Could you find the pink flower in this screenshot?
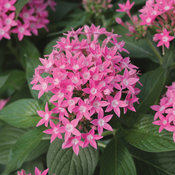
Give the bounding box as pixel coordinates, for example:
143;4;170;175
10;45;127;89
91;109;113;135
44;120;64;143
153;29;174;48
82;129;102;149
62;118;81;141
0;99;9;110
117;0;135;13
17;167;49;175
106;91;127;117
37;103;54;127
151;82;175;142
62;136;83;155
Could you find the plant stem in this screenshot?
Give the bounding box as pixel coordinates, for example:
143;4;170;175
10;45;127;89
145;37;163;65
97;142;107;148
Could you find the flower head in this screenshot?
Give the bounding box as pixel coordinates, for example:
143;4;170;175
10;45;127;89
32;24;140;155
151;82;175;142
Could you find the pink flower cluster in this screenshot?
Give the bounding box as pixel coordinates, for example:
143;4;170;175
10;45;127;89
0;0;56;41
116;0;147;39
31;24;140;155
83;0;113;14
151;82;175;142
140;0;175;49
17;167;49;175
116;0;175;49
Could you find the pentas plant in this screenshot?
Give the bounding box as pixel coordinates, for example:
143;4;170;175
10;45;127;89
83;0;113;15
17;167;49;175
151;82;175;142
116;0;175;54
0;0;56;41
31;24;140;155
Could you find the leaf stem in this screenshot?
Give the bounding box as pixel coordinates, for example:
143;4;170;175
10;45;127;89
145;37;163;65
97;142;107;148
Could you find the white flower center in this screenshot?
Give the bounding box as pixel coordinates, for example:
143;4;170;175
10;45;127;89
73;64;79;70
0;29;5;35
54;78;60;85
163;120;167;125
58;107;64;112
111;100;118;107
23;13;29;18
159;106;165;112
93;101;100;108
45;113;49;120
83;72;90;79
6;18;11;25
71;138;79;145
72;77;79;84
164;6;170;10
99;65;104;71
46;62;52;68
42;83;47;90
162;36;168;42
68;99;75;106
5;3;11;9
87;134;93;141
66;124;73;132
53;128;59;134
173;110;175;115
79;106;86;113
146;17;151;23
115;43;121;49
93;74;99;80
98;119;105;126
58;92;64;98
67;85;73;91
90;88;97;95
123;79;129;86
19;27;25;33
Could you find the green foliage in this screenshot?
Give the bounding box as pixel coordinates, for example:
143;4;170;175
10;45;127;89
0;99;41;128
124;114;175;152
2;127;44;175
47;139;99;175
100;137;136;175
0;126;25;164
15;0;29;18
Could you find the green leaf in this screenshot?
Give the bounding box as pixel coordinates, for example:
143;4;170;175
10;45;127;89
0;74;9;89
26;140;50;162
0;126;25;164
3;127;44;175
124;114;175;152
137;66;166;113
0;70;26;97
114;26;159;63
128;146;175;175
15;0;29;18
100;137;136;175
47;139;99;175
44;38;58;55
0;99;41;128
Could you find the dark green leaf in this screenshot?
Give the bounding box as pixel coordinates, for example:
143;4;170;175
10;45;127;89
137;66;166;113
3;127;44;175
47;139;99;175
0;70;26;97
100;137;136;175
0;74;9;89
0;99;41;128
15;0;29;18
0;126;25;164
114;26;160;63
124;114;175;152
44;38;58;55
128;146;175;175
26;140;50;162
